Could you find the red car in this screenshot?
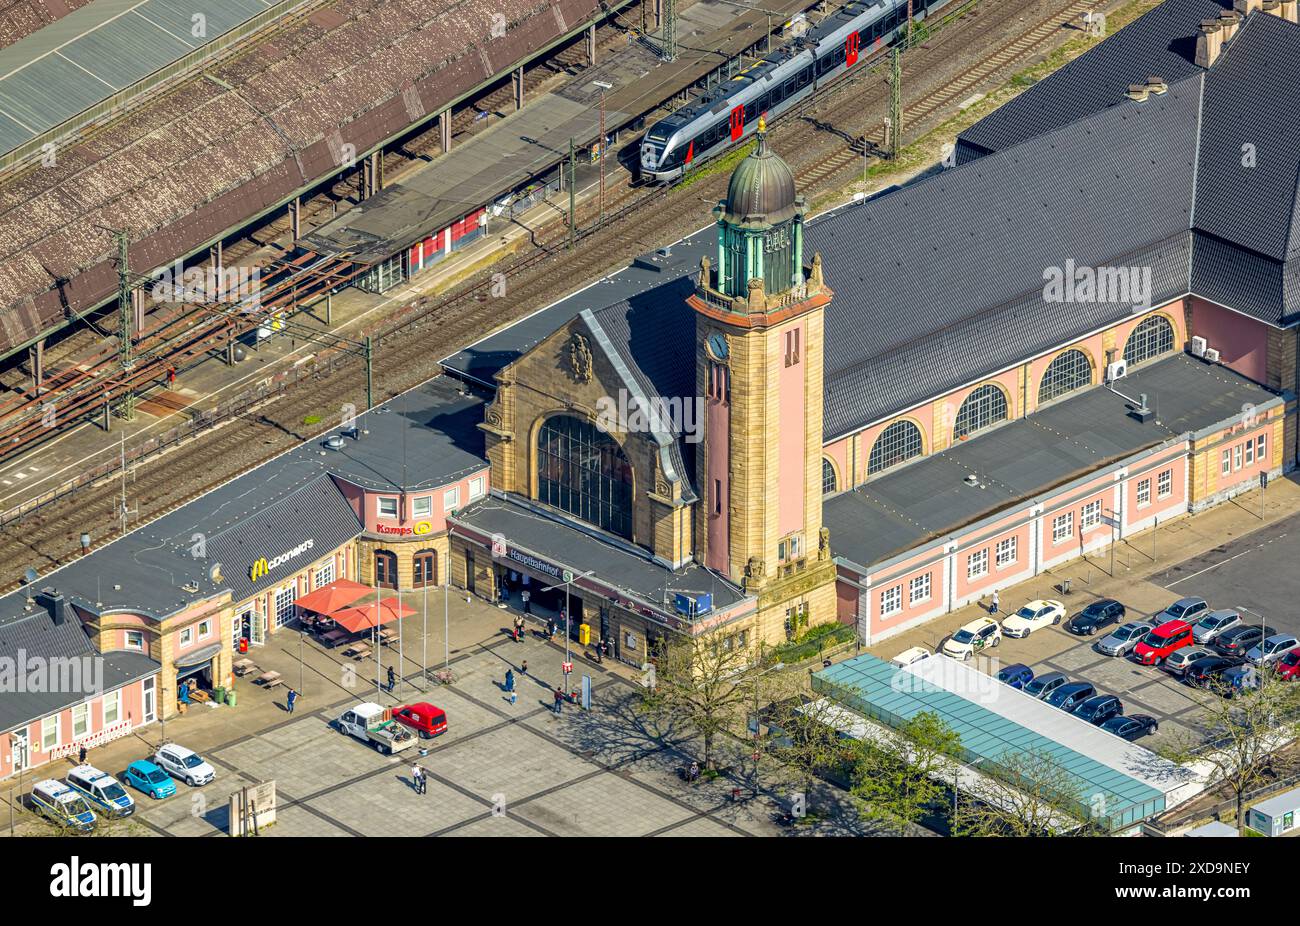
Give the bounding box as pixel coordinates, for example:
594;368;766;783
1133;619;1194;666
1276;650;1300;681
391;703;448;739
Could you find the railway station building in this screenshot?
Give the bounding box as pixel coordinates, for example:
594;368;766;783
5;0;1300;779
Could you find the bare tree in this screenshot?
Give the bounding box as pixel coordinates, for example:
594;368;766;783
953;747;1109;836
1162;672;1300;832
763;672;859;813
640;625;760;772
850;710;962;834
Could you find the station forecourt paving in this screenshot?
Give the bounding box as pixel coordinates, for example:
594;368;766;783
2;588;879;837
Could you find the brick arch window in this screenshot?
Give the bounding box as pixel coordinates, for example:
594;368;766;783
1038;348;1093;404
822;458;837;495
868;419;924;474
954;385;1007;440
537;414;634;539
413;549;438;588
1123;315;1174;366
374;549;398;589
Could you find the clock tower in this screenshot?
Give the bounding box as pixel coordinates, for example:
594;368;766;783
689;119;837;644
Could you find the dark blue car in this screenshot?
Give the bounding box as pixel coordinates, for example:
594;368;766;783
1046;681;1096;712
996;663;1034;689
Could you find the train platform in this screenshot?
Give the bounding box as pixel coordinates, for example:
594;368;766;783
304;0;829;262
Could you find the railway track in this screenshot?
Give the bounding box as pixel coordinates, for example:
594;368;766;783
0;0;1109;590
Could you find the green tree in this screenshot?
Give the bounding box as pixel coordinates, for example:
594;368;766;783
850;710;961;833
763;673;859;813
952;747;1108;836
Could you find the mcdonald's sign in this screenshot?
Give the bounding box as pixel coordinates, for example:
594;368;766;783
248;539;315;581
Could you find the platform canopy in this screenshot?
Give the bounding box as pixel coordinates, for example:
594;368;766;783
294;579;370;615
329;597;415;633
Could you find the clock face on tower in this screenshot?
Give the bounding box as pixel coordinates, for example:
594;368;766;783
706;332;729;361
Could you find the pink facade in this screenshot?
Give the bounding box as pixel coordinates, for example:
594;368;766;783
1189;296;1269;385
338;469;491;537
1;676;153;780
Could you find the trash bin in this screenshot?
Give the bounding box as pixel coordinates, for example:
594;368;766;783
226;689;237;708
1061;578;1072;595
214;687;226;704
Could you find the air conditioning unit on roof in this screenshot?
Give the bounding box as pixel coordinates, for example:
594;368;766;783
1106;359;1128;382
1190;335;1207;357
1204;347;1221;363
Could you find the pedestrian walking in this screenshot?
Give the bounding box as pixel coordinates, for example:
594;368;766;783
166;365;176;388
553;687;564;715
522;589;531;615
990;590;1000;615
505;668;515;693
286;688;299;714
411;762;426;795
78;745;87;765
387;665;397;692
509;689;517;705
521;660;528;676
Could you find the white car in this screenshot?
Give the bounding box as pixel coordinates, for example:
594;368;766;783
153;743;216;787
941;617;1002;660
890;646;933;668
1001;599;1066;638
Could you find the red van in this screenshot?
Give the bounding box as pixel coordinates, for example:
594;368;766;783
1132;619;1194;665
392;703;448;739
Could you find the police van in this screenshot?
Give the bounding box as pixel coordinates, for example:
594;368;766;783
66;764;135;817
30;779;97;832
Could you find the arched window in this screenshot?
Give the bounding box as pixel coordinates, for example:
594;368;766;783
868;420;924;475
954;384;1008;440
1123;315;1174;366
537;415;634;539
374;549;398;589
413;549;438;588
822;458;837;495
1038;349;1093;404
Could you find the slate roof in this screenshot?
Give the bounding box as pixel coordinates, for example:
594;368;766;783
0;377;486;622
825;354;1282;571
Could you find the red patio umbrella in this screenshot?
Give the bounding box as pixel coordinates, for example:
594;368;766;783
329;597;416;633
294;578;370;615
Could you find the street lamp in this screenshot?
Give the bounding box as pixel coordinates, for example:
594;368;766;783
542;569;596;695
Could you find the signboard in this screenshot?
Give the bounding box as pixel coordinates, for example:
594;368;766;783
1102;515;1120;529
674;592;713;616
491;533;506;558
249;539;315;581
1261;471;1269;490
375;521;431;536
229;780;277;836
506;547;563;580
581;674;592;710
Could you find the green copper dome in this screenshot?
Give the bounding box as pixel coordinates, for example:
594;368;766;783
720;122;799;227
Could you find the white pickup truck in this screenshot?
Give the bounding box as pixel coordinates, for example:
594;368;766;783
337;702;418;755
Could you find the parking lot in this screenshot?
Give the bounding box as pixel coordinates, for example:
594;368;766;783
884;507;1300;751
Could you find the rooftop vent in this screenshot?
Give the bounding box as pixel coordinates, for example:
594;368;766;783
964;473;980;486
1130;393;1155;424
1126;84;1150;102
325;434;346;450
1146;76;1168;94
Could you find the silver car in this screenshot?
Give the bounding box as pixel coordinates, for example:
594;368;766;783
1192;609;1242;645
1246;633;1300;666
1096;621;1156;657
1164;645;1214;676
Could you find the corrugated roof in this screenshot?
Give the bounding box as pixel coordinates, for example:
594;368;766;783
813;653;1191;830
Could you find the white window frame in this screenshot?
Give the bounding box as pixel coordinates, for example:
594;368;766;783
1081;500;1102;531
1234;444;1243;471
179;626;193;647
908;573;931;605
377;496;399;518
444;487;461;512
72;703;89;739
412;495;432;518
1136;478;1151;507
469;476;486;501
880;584;903;616
314;559;335;589
274;586;295;628
125;630;144;651
1157;469;1172;500
1245;439;1254;465
197;619;211;641
995;536;1017;569
967;548;989;580
102;690;121;726
1257;433;1267;462
1222;448;1232;476
1052;512;1073;544
41;715;59;752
